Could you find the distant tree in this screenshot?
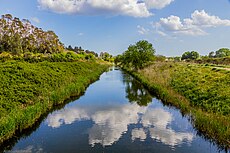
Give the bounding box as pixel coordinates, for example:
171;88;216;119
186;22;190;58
100;52;113;62
181;51;199;60
174;56;181;62
208;51;215;58
190;51;200;59
121;40;155;70
215;48;230;58
74;46;79;52
181;51;190;60
66;45;74;51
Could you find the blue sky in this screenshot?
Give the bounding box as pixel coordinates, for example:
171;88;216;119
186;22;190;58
1;0;230;56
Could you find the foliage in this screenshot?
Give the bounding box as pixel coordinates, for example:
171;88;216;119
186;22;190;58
66;45;99;57
117;40;155;70
0;61;108;143
0;14;64;55
181;51;200;60
99;52;114;62
195;56;230;65
214;48;230;58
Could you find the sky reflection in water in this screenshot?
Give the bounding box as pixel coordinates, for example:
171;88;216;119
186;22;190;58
46;102;193;147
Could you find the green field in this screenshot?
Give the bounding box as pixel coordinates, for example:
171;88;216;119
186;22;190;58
0;61;108;142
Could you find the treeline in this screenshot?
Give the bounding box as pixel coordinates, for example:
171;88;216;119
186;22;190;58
0;14;114;63
66;45;114;62
167;48;230;65
0;14;64;54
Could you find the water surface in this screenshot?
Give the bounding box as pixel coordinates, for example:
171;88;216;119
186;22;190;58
3;68;228;153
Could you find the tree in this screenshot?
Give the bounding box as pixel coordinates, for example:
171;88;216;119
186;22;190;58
0;14;64;55
215;48;230;58
181;51;199;60
208;51;215;58
122;40;155;70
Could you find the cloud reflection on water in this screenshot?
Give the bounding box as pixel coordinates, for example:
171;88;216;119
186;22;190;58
46;103;193;147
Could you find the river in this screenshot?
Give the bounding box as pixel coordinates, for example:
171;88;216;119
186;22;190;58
2;68;228;153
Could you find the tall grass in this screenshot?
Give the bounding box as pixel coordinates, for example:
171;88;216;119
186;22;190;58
0;61;108;143
124;62;230;148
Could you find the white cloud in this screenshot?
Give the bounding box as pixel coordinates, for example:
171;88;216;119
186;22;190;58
31;17;40;23
155;10;230;36
145;0;174;9
37;0;173;17
137;25;150;35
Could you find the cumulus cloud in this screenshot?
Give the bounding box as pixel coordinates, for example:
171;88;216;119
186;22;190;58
145;0;174;9
155;10;230;36
38;0;173;17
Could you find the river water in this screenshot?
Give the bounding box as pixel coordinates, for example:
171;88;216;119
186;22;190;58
2;68;228;153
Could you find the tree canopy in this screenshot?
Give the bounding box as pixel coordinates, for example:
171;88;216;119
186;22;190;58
0;14;64;54
117;40;155;70
181;51;200;60
215;48;230;58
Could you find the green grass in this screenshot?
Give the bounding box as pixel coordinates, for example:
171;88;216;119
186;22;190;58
171;64;230;115
0;60;108;143
124;62;230;148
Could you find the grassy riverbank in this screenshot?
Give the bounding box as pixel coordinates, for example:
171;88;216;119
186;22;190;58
124;62;230;147
0;61;108;143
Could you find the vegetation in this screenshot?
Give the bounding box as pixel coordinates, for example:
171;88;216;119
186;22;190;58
209;48;230;58
0;61;108;143
0;14;64;54
0;14;113;63
115;40;155;70
124;62;230;147
171;64;230;115
181;51;200;60
166;48;230;65
66;45;99;57
99;52;114;62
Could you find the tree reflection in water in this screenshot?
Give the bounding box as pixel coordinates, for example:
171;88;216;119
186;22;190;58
123;73;152;106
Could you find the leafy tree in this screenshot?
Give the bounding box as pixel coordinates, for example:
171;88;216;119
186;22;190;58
66;45;74;51
0;14;64;55
121;40;155;70
181;51;200;60
100;52;113;62
208;51;215;58
215;48;230;58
